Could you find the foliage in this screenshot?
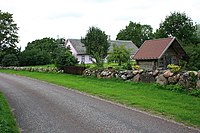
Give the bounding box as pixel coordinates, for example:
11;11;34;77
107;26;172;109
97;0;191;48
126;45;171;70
0;92;20;133
116;21;153;47
1;69;200;128
1;54;19;67
122;60;132;70
19;49;51;66
155;11;197;45
55;50;78;68
0;10;19;63
183;44;200;70
19;37;66;66
81;26;109;67
167;64;181;73
190;89;200;97
133;64;140;70
165;84;184;93
107;44;131;66
24;37;66;62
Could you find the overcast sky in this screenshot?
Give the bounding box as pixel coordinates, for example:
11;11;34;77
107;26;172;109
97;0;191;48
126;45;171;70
1;0;200;50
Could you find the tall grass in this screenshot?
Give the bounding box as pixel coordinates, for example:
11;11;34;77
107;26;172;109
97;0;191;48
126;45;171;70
0;92;20;133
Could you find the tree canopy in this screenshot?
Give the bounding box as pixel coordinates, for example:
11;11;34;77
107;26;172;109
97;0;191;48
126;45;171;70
81;26;109;67
107;44;131;66
155;12;197;45
19;37;66;66
116;21;153;47
0;10;19;63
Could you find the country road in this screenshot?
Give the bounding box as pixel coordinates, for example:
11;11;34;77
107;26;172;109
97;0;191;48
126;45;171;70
0;73;199;133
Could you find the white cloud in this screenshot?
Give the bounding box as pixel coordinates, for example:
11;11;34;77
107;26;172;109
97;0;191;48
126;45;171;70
0;0;199;49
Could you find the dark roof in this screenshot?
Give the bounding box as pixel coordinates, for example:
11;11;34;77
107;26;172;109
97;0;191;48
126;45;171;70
133;37;188;60
67;39;86;54
67;39;139;55
109;40;138;55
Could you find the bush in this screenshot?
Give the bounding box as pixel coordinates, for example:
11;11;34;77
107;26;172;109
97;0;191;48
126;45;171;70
167;64;181;73
55;50;78;68
133;64;140;70
1;54;19;67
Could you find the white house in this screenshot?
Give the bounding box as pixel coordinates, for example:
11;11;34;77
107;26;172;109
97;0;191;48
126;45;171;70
65;39;138;64
65;39;93;64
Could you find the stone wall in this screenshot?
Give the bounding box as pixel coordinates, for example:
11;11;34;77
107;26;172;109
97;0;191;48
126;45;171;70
83;68;200;89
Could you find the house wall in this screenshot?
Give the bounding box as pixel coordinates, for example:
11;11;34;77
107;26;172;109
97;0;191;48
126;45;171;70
76;55;93;64
158;46;180;69
137;60;156;70
65;41;78;58
65;41;93;64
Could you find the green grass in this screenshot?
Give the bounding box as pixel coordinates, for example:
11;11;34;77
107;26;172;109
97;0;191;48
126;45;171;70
0;92;20;133
0;69;200;129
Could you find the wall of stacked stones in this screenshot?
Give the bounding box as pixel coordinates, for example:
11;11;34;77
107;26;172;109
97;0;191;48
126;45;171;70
83;68;200;89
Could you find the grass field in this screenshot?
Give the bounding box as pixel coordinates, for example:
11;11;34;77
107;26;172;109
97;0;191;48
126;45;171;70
0;69;200;129
0;92;20;133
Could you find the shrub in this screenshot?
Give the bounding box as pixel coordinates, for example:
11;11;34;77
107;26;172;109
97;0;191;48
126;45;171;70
1;54;19;67
55;50;78;69
167;64;181;73
133;64;140;70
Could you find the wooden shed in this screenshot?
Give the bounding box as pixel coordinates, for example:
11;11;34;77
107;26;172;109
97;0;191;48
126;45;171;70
133;37;188;70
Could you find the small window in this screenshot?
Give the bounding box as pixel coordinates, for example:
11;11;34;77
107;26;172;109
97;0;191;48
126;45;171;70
89;56;92;61
81;55;85;63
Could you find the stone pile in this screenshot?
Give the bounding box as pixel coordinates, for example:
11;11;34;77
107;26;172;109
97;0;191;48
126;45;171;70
0;66;63;73
83;68;200;89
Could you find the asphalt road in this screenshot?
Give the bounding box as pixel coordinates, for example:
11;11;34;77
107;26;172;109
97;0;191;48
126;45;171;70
0;73;199;133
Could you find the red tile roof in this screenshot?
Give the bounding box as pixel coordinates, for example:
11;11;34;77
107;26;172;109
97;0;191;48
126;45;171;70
134;37;175;60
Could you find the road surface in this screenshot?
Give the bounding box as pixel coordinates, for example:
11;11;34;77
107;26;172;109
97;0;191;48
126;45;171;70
0;73;199;133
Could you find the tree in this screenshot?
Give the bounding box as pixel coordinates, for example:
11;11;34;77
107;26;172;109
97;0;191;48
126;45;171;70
155;12;197;45
116;21;153;47
19;49;51;66
2;54;19;67
55;50;78;68
0;10;19;62
183;44;200;70
107;44;131;66
81;26;109;67
25;37;65;62
19;37;66;66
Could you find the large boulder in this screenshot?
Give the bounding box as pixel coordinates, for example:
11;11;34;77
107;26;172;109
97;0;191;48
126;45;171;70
140;73;155;83
163;70;173;78
197;80;200;88
132;74;140;82
153;70;159;77
168;76;178;84
156;74;168;85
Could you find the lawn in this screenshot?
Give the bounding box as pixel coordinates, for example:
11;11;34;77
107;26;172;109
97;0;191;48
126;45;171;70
0;69;200;129
0;91;20;133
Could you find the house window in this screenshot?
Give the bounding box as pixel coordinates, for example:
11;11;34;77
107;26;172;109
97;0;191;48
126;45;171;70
81;55;85;63
89;56;92;61
171;56;178;64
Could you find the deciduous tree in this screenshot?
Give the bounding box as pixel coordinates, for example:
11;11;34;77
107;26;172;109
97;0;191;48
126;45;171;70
0;10;19;62
155;12;197;45
107;44;131;66
116;21;153;47
81;26;109;67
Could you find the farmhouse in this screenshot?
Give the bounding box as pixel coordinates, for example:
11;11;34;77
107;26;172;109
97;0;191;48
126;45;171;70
66;39;138;64
133;37;188;70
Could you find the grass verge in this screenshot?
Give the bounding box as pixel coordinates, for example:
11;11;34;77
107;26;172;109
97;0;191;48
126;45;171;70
0;91;20;133
0;69;200;129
